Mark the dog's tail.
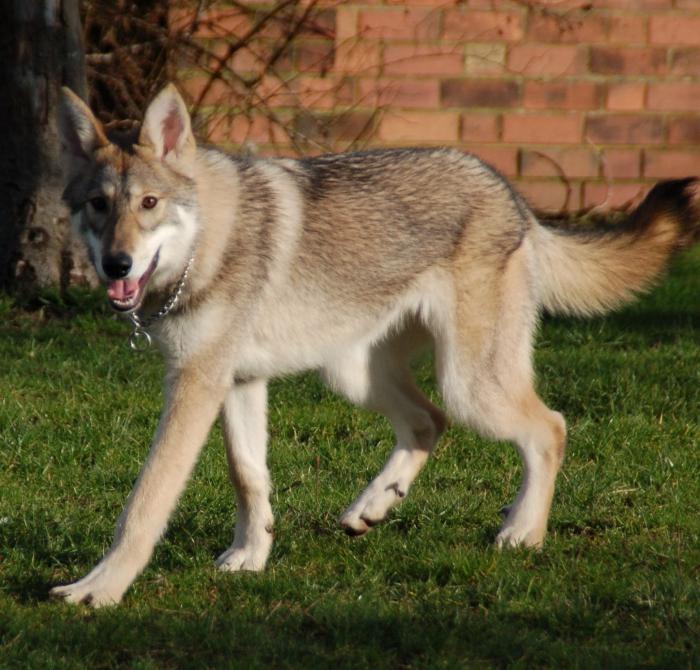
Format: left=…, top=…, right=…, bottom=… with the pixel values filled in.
left=532, top=177, right=700, bottom=317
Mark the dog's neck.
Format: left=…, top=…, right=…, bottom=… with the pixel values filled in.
left=127, top=251, right=196, bottom=349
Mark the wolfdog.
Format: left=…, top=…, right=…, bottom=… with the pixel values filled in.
left=52, top=84, right=699, bottom=606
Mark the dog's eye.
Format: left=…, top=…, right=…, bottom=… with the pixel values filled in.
left=89, top=196, right=108, bottom=212
left=142, top=196, right=158, bottom=210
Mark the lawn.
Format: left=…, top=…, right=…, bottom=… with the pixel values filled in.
left=0, top=248, right=698, bottom=669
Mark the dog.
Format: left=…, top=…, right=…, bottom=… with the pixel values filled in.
left=51, top=83, right=699, bottom=606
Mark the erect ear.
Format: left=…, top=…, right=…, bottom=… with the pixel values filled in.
left=58, top=87, right=109, bottom=176
left=138, top=84, right=196, bottom=177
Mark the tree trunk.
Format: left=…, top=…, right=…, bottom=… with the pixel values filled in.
left=0, top=0, right=96, bottom=294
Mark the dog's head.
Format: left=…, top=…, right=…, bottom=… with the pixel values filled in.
left=59, top=85, right=199, bottom=313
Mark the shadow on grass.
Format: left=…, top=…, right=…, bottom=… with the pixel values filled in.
left=2, top=586, right=694, bottom=669
left=603, top=309, right=699, bottom=331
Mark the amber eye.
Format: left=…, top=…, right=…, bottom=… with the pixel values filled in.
left=89, top=196, right=108, bottom=212
left=142, top=196, right=158, bottom=210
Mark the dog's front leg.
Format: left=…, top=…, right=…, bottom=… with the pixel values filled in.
left=216, top=379, right=274, bottom=572
left=50, top=364, right=229, bottom=607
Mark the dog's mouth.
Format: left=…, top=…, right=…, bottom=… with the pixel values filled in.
left=106, top=253, right=159, bottom=313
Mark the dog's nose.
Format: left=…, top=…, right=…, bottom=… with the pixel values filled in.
left=102, top=252, right=133, bottom=279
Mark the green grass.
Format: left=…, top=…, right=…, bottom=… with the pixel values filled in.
left=1, top=249, right=699, bottom=669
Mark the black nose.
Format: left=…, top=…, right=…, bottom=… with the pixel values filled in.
left=102, top=252, right=132, bottom=279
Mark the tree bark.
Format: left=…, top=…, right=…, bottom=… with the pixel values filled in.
left=0, top=0, right=96, bottom=294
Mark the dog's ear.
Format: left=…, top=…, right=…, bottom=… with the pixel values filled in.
left=58, top=87, right=109, bottom=176
left=139, top=84, right=196, bottom=178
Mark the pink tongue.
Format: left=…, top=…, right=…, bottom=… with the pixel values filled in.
left=107, top=279, right=139, bottom=301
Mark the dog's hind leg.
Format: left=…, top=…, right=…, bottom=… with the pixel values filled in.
left=216, top=378, right=274, bottom=572
left=437, top=243, right=567, bottom=548
left=323, top=327, right=447, bottom=536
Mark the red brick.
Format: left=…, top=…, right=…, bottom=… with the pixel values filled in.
left=603, top=149, right=641, bottom=178
left=180, top=77, right=233, bottom=106
left=295, top=41, right=335, bottom=74
left=608, top=15, right=647, bottom=44
left=523, top=81, right=603, bottom=111
left=294, top=110, right=376, bottom=145
left=668, top=117, right=700, bottom=145
left=192, top=8, right=250, bottom=38
left=461, top=114, right=500, bottom=143
left=335, top=6, right=358, bottom=43
left=586, top=115, right=664, bottom=145
left=383, top=45, right=464, bottom=76
left=357, top=78, right=440, bottom=109
left=386, top=0, right=458, bottom=4
left=508, top=45, right=586, bottom=77
left=606, top=83, right=646, bottom=111
left=520, top=148, right=599, bottom=178
left=377, top=111, right=460, bottom=143
left=650, top=15, right=700, bottom=45
left=441, top=80, right=519, bottom=108
left=591, top=46, right=666, bottom=76
left=169, top=6, right=196, bottom=33
left=515, top=0, right=586, bottom=6
left=465, top=146, right=518, bottom=176
left=644, top=150, right=700, bottom=178
left=443, top=10, right=524, bottom=41
left=516, top=180, right=578, bottom=213
left=255, top=76, right=297, bottom=107
left=648, top=83, right=700, bottom=111
left=582, top=182, right=647, bottom=210
left=302, top=8, right=336, bottom=37
left=595, top=0, right=670, bottom=7
left=552, top=0, right=665, bottom=5
left=335, top=40, right=381, bottom=74
left=502, top=113, right=582, bottom=144
left=208, top=114, right=289, bottom=146
left=229, top=46, right=260, bottom=73
left=670, top=48, right=700, bottom=76
left=358, top=8, right=441, bottom=40
left=527, top=12, right=608, bottom=43
left=295, top=77, right=354, bottom=111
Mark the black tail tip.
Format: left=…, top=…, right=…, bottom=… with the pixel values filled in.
left=645, top=176, right=699, bottom=204
left=635, top=176, right=700, bottom=247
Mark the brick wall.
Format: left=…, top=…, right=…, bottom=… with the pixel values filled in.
left=182, top=1, right=700, bottom=213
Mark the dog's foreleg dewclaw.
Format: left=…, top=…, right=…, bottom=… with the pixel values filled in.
left=499, top=505, right=512, bottom=519
left=387, top=482, right=406, bottom=498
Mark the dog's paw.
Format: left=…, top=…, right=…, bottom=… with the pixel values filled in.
left=340, top=481, right=406, bottom=535
left=340, top=513, right=371, bottom=536
left=50, top=559, right=131, bottom=607
left=495, top=522, right=545, bottom=549
left=50, top=575, right=124, bottom=607
left=215, top=532, right=272, bottom=572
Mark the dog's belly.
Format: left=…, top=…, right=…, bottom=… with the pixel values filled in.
left=232, top=265, right=449, bottom=381
left=236, top=311, right=376, bottom=379
left=235, top=295, right=413, bottom=380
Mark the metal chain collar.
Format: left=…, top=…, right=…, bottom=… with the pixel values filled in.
left=128, top=252, right=195, bottom=351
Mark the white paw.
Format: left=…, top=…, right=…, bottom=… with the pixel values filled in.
left=340, top=481, right=407, bottom=535
left=495, top=521, right=545, bottom=549
left=50, top=568, right=127, bottom=607
left=216, top=537, right=271, bottom=572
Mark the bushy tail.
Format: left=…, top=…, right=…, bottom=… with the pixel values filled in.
left=533, top=178, right=700, bottom=317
